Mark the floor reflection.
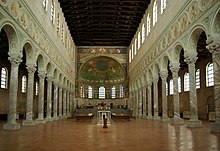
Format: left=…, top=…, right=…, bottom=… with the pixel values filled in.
left=0, top=119, right=220, bottom=151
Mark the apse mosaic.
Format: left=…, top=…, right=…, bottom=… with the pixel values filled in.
left=79, top=56, right=125, bottom=84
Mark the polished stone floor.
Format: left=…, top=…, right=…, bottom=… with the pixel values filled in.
left=0, top=119, right=219, bottom=151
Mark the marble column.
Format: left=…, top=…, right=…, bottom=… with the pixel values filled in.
left=63, top=88, right=67, bottom=117
left=153, top=77, right=160, bottom=120
left=170, top=63, right=184, bottom=124
left=133, top=91, right=137, bottom=117
left=70, top=92, right=73, bottom=117
left=185, top=54, right=202, bottom=127
left=147, top=82, right=152, bottom=119
left=135, top=91, right=139, bottom=117
left=206, top=34, right=220, bottom=132
left=160, top=70, right=170, bottom=122
left=69, top=91, right=71, bottom=116
left=131, top=92, right=135, bottom=117
left=138, top=89, right=143, bottom=118
left=58, top=85, right=63, bottom=118
left=45, top=76, right=53, bottom=121
left=142, top=86, right=147, bottom=118
left=66, top=91, right=70, bottom=117
left=23, top=65, right=36, bottom=125
left=53, top=81, right=59, bottom=120
left=3, top=57, right=22, bottom=130
left=35, top=72, right=46, bottom=123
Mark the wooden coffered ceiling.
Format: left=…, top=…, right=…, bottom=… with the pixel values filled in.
left=58, top=0, right=151, bottom=46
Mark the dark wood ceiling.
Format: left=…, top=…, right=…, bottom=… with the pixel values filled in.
left=58, top=0, right=151, bottom=46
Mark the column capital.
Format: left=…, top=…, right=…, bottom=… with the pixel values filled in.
left=147, top=80, right=152, bottom=88
left=138, top=88, right=142, bottom=93
left=153, top=76, right=159, bottom=83
left=142, top=85, right=147, bottom=89
left=169, top=62, right=180, bottom=73
left=26, top=64, right=36, bottom=74
left=57, top=82, right=62, bottom=87
left=184, top=53, right=198, bottom=65
left=160, top=69, right=168, bottom=80
left=63, top=88, right=67, bottom=92
left=206, top=34, right=220, bottom=54
left=46, top=76, right=53, bottom=82
left=8, top=56, right=22, bottom=66
left=59, top=84, right=64, bottom=89
left=38, top=72, right=46, bottom=79
left=53, top=81, right=59, bottom=86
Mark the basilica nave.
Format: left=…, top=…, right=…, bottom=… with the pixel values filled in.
left=0, top=0, right=220, bottom=150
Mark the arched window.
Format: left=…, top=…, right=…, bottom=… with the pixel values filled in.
left=1, top=67, right=8, bottom=89
left=184, top=72, right=190, bottom=91
left=111, top=86, right=116, bottom=99
left=22, top=75, right=27, bottom=93
left=147, top=14, right=151, bottom=36
left=206, top=63, right=214, bottom=87
left=57, top=13, right=60, bottom=34
left=131, top=44, right=134, bottom=59
left=138, top=32, right=141, bottom=50
left=80, top=85, right=84, bottom=98
left=170, top=79, right=174, bottom=95
left=42, top=0, right=47, bottom=10
left=99, top=86, right=105, bottom=99
left=120, top=85, right=124, bottom=98
left=178, top=77, right=181, bottom=93
left=35, top=82, right=38, bottom=95
left=196, top=69, right=200, bottom=89
left=166, top=82, right=168, bottom=96
left=161, top=0, right=167, bottom=14
left=129, top=49, right=132, bottom=63
left=142, top=24, right=145, bottom=43
left=61, top=25, right=64, bottom=42
left=88, top=86, right=93, bottom=98
left=134, top=38, right=137, bottom=55
left=153, top=1, right=158, bottom=26
left=50, top=0, right=55, bottom=23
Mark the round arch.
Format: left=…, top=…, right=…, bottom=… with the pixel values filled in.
left=22, top=41, right=35, bottom=65
left=1, top=22, right=20, bottom=55
left=187, top=25, right=208, bottom=54
left=46, top=62, right=53, bottom=76
left=171, top=42, right=185, bottom=63
left=36, top=53, right=45, bottom=72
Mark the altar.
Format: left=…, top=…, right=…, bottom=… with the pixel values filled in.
left=97, top=110, right=111, bottom=125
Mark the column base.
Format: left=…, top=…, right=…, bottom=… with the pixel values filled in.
left=35, top=118, right=46, bottom=124
left=53, top=117, right=59, bottom=120
left=210, top=121, right=220, bottom=132
left=142, top=115, right=148, bottom=119
left=138, top=114, right=143, bottom=118
left=3, top=122, right=20, bottom=130
left=153, top=115, right=161, bottom=120
left=187, top=119, right=202, bottom=128
left=22, top=120, right=35, bottom=126
left=147, top=115, right=153, bottom=120
left=59, top=116, right=66, bottom=119
left=161, top=116, right=170, bottom=123
left=45, top=117, right=53, bottom=121
left=67, top=115, right=72, bottom=118
left=171, top=117, right=184, bottom=125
